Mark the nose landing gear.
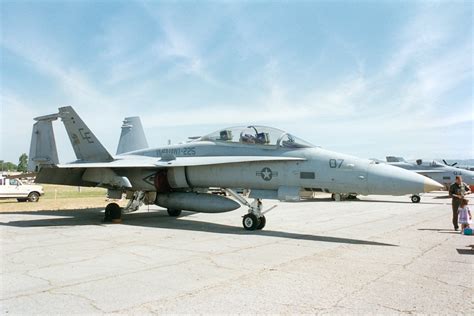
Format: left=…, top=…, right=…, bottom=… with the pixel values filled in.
left=242, top=199, right=267, bottom=230
left=411, top=195, right=421, bottom=203
left=243, top=213, right=265, bottom=230
left=225, top=189, right=274, bottom=231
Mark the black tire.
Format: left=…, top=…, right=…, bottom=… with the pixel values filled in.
left=104, top=209, right=111, bottom=222
left=105, top=203, right=121, bottom=221
left=347, top=194, right=357, bottom=200
left=110, top=207, right=122, bottom=220
left=27, top=192, right=40, bottom=202
left=242, top=214, right=260, bottom=231
left=17, top=198, right=28, bottom=202
left=411, top=195, right=421, bottom=203
left=167, top=208, right=182, bottom=217
left=256, top=216, right=266, bottom=230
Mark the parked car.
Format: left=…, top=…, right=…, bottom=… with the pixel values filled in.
left=0, top=176, right=44, bottom=202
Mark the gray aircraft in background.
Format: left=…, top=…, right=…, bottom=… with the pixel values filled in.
left=28, top=106, right=442, bottom=230
left=383, top=156, right=474, bottom=203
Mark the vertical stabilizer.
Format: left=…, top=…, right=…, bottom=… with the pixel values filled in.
left=28, top=114, right=60, bottom=172
left=58, top=106, right=113, bottom=162
left=116, top=116, right=149, bottom=154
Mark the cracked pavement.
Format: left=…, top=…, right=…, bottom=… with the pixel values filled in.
left=1, top=192, right=472, bottom=314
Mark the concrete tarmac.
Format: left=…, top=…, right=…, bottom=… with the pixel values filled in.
left=1, top=192, right=473, bottom=314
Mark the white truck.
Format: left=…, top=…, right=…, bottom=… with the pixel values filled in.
left=0, top=176, right=44, bottom=202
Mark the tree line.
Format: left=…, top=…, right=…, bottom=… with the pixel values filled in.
left=0, top=153, right=28, bottom=172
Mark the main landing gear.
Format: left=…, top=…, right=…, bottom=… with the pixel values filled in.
left=123, top=191, right=145, bottom=213
left=103, top=190, right=184, bottom=222
left=331, top=193, right=358, bottom=201
left=104, top=202, right=122, bottom=223
left=104, top=191, right=146, bottom=223
left=167, top=208, right=182, bottom=217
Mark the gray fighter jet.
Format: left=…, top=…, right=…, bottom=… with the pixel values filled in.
left=385, top=156, right=474, bottom=202
left=28, top=106, right=442, bottom=230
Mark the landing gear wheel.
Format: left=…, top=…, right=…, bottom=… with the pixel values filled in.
left=347, top=194, right=357, bottom=200
left=256, top=215, right=266, bottom=230
left=411, top=195, right=421, bottom=203
left=243, top=213, right=260, bottom=231
left=27, top=192, right=40, bottom=202
left=167, top=208, right=182, bottom=217
left=104, top=203, right=122, bottom=222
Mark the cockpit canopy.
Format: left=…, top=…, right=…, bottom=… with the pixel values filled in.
left=197, top=125, right=314, bottom=149
left=414, top=160, right=447, bottom=168
left=429, top=160, right=445, bottom=167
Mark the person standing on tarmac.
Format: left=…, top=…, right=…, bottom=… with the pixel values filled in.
left=449, top=176, right=471, bottom=231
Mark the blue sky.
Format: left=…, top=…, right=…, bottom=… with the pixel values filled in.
left=1, top=0, right=473, bottom=163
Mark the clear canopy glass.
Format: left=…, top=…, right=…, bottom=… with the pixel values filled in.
left=429, top=160, right=445, bottom=167
left=197, top=125, right=314, bottom=149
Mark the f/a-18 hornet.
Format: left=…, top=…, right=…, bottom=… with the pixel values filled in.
left=384, top=156, right=474, bottom=202
left=28, top=106, right=443, bottom=230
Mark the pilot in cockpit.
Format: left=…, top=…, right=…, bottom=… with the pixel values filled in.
left=240, top=126, right=257, bottom=144
left=255, top=132, right=269, bottom=144
left=240, top=130, right=269, bottom=145
left=240, top=133, right=256, bottom=144
left=219, top=130, right=233, bottom=141
left=240, top=126, right=270, bottom=145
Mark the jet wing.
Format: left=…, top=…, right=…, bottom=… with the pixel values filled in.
left=154, top=156, right=305, bottom=167
left=54, top=156, right=305, bottom=169
left=412, top=170, right=446, bottom=173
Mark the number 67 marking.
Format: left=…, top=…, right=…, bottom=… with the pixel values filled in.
left=329, top=159, right=344, bottom=168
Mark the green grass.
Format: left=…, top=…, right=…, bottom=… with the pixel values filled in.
left=41, top=184, right=107, bottom=199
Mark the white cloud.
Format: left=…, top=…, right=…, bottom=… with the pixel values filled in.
left=385, top=4, right=453, bottom=77
left=141, top=4, right=222, bottom=86
left=1, top=93, right=43, bottom=160
left=310, top=7, right=470, bottom=129
left=1, top=35, right=112, bottom=111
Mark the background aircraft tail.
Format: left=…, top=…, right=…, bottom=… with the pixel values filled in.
left=28, top=114, right=60, bottom=172
left=58, top=106, right=114, bottom=162
left=116, top=116, right=148, bottom=154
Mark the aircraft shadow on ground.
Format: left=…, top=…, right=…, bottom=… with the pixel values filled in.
left=0, top=209, right=395, bottom=247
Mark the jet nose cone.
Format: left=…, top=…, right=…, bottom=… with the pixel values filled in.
left=367, top=163, right=442, bottom=195
left=423, top=178, right=444, bottom=192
